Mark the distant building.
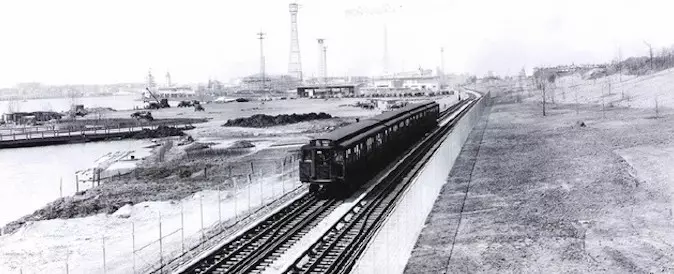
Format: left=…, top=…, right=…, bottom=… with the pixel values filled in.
left=2, top=111, right=63, bottom=125
left=365, top=68, right=441, bottom=92
left=297, top=84, right=357, bottom=97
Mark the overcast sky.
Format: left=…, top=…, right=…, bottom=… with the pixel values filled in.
left=1, top=0, right=673, bottom=88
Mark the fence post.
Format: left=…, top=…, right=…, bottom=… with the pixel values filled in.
left=159, top=212, right=163, bottom=273
left=132, top=222, right=136, bottom=274
left=181, top=203, right=185, bottom=255
left=204, top=167, right=207, bottom=179
left=102, top=236, right=107, bottom=274
left=250, top=162, right=255, bottom=175
left=233, top=177, right=238, bottom=221
left=200, top=195, right=204, bottom=241
left=217, top=185, right=222, bottom=230
left=259, top=173, right=264, bottom=207
left=247, top=175, right=252, bottom=212
left=75, top=175, right=79, bottom=193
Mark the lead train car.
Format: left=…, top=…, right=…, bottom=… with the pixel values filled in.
left=299, top=101, right=440, bottom=196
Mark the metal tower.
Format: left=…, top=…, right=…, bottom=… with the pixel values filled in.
left=317, top=39, right=326, bottom=84
left=288, top=3, right=303, bottom=81
left=383, top=25, right=389, bottom=76
left=257, top=32, right=266, bottom=91
left=165, top=71, right=172, bottom=87
left=146, top=69, right=156, bottom=88
left=440, top=47, right=446, bottom=87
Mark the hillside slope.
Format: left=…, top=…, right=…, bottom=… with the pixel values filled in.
left=531, top=68, right=674, bottom=109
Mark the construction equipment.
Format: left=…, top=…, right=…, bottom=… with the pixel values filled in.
left=143, top=87, right=171, bottom=109
left=70, top=105, right=87, bottom=117
left=131, top=111, right=154, bottom=121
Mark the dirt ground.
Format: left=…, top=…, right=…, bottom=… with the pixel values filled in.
left=405, top=97, right=674, bottom=273
left=1, top=95, right=458, bottom=234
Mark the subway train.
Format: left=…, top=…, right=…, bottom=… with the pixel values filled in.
left=299, top=101, right=440, bottom=197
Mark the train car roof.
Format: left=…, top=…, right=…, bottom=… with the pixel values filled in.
left=313, top=101, right=437, bottom=143
left=371, top=100, right=435, bottom=122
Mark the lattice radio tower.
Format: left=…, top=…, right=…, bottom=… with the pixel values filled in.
left=288, top=3, right=303, bottom=81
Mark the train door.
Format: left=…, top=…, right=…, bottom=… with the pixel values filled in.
left=313, top=149, right=332, bottom=182
left=299, top=146, right=312, bottom=182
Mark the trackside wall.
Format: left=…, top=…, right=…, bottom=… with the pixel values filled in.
left=352, top=93, right=490, bottom=274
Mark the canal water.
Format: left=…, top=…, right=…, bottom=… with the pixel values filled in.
left=0, top=139, right=153, bottom=227
left=0, top=95, right=158, bottom=227
left=0, top=95, right=142, bottom=113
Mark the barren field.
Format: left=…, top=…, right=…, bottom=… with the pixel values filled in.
left=0, top=94, right=459, bottom=273
left=405, top=98, right=674, bottom=273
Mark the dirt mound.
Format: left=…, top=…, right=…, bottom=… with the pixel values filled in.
left=223, top=112, right=332, bottom=128
left=131, top=125, right=194, bottom=139
left=230, top=140, right=255, bottom=149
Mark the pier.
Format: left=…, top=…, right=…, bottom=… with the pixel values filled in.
left=0, top=124, right=193, bottom=149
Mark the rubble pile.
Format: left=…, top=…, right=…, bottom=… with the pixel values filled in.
left=131, top=125, right=194, bottom=139
left=223, top=112, right=332, bottom=128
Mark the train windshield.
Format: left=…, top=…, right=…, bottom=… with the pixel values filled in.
left=302, top=150, right=312, bottom=161
left=315, top=150, right=330, bottom=164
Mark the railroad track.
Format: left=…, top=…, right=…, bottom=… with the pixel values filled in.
left=179, top=194, right=340, bottom=274
left=284, top=98, right=478, bottom=274
left=176, top=96, right=479, bottom=274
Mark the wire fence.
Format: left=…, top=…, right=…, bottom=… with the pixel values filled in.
left=7, top=152, right=304, bottom=274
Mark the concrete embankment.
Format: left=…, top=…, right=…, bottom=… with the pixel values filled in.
left=352, top=92, right=491, bottom=273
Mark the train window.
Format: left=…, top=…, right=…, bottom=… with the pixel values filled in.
left=346, top=148, right=352, bottom=163
left=303, top=150, right=312, bottom=161
left=335, top=152, right=344, bottom=163
left=321, top=140, right=331, bottom=147
left=376, top=133, right=383, bottom=146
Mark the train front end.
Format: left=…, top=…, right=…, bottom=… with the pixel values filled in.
left=299, top=139, right=345, bottom=194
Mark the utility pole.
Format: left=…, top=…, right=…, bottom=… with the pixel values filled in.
left=440, top=47, right=446, bottom=89
left=257, top=32, right=266, bottom=92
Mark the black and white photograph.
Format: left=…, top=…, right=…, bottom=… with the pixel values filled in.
left=0, top=0, right=673, bottom=273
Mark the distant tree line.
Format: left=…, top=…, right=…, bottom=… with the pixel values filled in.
left=611, top=45, right=674, bottom=76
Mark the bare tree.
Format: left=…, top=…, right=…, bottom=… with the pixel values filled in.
left=7, top=96, right=20, bottom=113
left=573, top=79, right=579, bottom=115
left=617, top=47, right=623, bottom=82
left=534, top=70, right=556, bottom=116
left=534, top=74, right=547, bottom=116
left=644, top=41, right=654, bottom=71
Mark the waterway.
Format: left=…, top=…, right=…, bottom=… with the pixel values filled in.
left=0, top=137, right=153, bottom=227
left=0, top=95, right=142, bottom=113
